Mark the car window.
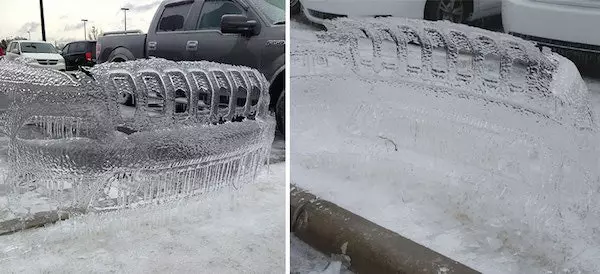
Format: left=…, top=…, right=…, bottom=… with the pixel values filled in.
left=20, top=42, right=58, bottom=54
left=88, top=42, right=96, bottom=52
left=196, top=0, right=245, bottom=30
left=7, top=42, right=14, bottom=52
left=90, top=42, right=97, bottom=57
left=74, top=42, right=86, bottom=52
left=248, top=0, right=284, bottom=24
left=62, top=44, right=70, bottom=54
left=157, top=2, right=193, bottom=32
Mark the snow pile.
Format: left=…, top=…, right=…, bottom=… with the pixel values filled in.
left=291, top=236, right=353, bottom=274
left=0, top=163, right=285, bottom=273
left=291, top=18, right=599, bottom=273
left=0, top=59, right=275, bottom=213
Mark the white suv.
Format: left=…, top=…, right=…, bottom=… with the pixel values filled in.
left=298, top=0, right=502, bottom=26
left=5, top=40, right=66, bottom=71
left=503, top=0, right=600, bottom=52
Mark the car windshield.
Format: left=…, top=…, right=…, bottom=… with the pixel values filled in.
left=19, top=42, right=58, bottom=54
left=249, top=0, right=284, bottom=24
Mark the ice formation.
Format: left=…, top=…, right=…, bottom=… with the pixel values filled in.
left=291, top=18, right=599, bottom=272
left=0, top=58, right=275, bottom=212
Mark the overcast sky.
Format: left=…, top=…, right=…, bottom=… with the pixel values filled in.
left=0, top=0, right=161, bottom=45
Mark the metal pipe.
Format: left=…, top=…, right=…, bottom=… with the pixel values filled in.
left=290, top=185, right=481, bottom=274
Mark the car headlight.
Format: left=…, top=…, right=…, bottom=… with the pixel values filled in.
left=58, top=59, right=65, bottom=63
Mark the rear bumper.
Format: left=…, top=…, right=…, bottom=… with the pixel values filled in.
left=510, top=33, right=600, bottom=55
left=502, top=0, right=600, bottom=46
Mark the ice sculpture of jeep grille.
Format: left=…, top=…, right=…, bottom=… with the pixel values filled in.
left=0, top=58, right=276, bottom=211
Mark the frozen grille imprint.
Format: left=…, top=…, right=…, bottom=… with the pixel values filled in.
left=294, top=17, right=594, bottom=130
left=0, top=58, right=275, bottom=212
left=291, top=18, right=599, bottom=272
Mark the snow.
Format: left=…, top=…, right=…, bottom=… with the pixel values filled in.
left=0, top=162, right=285, bottom=273
left=290, top=235, right=353, bottom=274
left=584, top=77, right=600, bottom=115
left=291, top=18, right=600, bottom=274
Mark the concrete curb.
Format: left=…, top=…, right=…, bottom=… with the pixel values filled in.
left=291, top=185, right=480, bottom=274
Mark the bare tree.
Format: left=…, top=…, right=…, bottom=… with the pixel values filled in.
left=56, top=42, right=66, bottom=51
left=87, top=26, right=102, bottom=40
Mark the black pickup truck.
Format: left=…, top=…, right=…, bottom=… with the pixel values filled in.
left=97, top=0, right=285, bottom=134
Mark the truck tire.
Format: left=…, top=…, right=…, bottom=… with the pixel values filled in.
left=291, top=0, right=301, bottom=15
left=107, top=48, right=136, bottom=105
left=118, top=90, right=135, bottom=106
left=424, top=0, right=472, bottom=23
left=276, top=90, right=285, bottom=137
left=107, top=47, right=135, bottom=63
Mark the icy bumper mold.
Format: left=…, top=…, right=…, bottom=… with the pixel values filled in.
left=292, top=18, right=600, bottom=272
left=0, top=58, right=275, bottom=211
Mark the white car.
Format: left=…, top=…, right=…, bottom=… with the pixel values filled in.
left=503, top=0, right=600, bottom=51
left=296, top=0, right=502, bottom=25
left=4, top=40, right=66, bottom=71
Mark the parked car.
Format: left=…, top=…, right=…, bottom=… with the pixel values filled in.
left=296, top=0, right=501, bottom=25
left=503, top=0, right=600, bottom=62
left=4, top=40, right=66, bottom=71
left=61, top=40, right=97, bottom=70
left=0, top=46, right=5, bottom=56
left=97, top=0, right=286, bottom=135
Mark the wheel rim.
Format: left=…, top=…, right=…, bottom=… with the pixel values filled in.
left=118, top=92, right=129, bottom=104
left=437, top=0, right=465, bottom=23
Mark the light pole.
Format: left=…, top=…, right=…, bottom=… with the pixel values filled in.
left=27, top=31, right=31, bottom=40
left=81, top=19, right=88, bottom=40
left=121, top=7, right=129, bottom=31
left=39, top=0, right=46, bottom=41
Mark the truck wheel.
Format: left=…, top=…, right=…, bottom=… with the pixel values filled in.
left=424, top=0, right=472, bottom=23
left=107, top=47, right=134, bottom=63
left=276, top=90, right=285, bottom=137
left=118, top=92, right=135, bottom=106
left=107, top=48, right=136, bottom=105
left=291, top=0, right=301, bottom=15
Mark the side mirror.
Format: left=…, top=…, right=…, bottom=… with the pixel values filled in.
left=11, top=49, right=20, bottom=55
left=221, top=14, right=259, bottom=36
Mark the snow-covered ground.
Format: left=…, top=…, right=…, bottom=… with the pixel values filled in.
left=584, top=77, right=600, bottom=114
left=0, top=161, right=285, bottom=273
left=290, top=236, right=353, bottom=274
left=291, top=17, right=600, bottom=274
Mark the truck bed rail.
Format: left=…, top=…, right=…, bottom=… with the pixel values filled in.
left=102, top=30, right=144, bottom=36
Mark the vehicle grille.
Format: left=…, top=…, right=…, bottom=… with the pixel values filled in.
left=37, top=59, right=58, bottom=65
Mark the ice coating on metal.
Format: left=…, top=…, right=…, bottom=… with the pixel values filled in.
left=0, top=58, right=275, bottom=212
left=292, top=18, right=599, bottom=272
